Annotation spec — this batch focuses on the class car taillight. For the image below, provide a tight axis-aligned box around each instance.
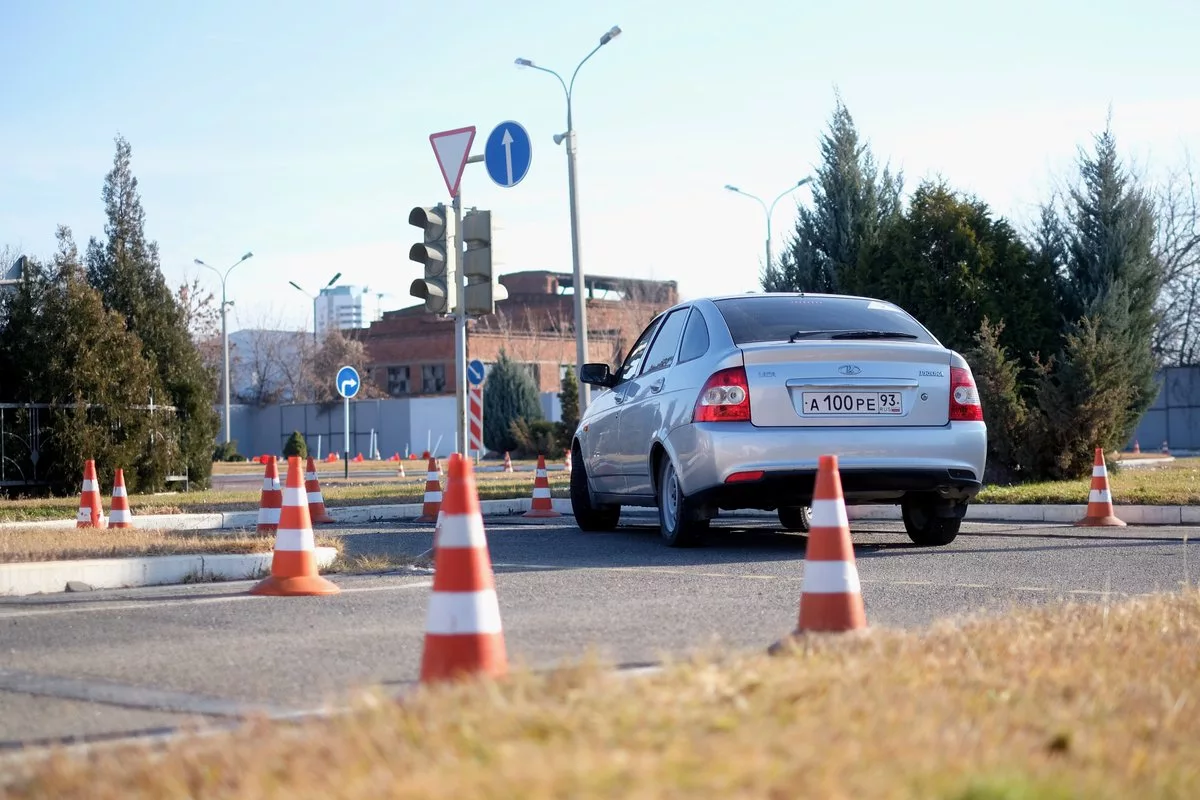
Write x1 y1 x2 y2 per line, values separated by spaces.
949 366 983 421
694 366 750 423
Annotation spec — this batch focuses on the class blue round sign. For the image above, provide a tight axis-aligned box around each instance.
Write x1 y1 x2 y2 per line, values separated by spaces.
336 365 360 399
467 359 486 386
484 121 532 188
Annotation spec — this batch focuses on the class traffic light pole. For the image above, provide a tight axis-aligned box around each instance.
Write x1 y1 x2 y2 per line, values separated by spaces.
452 191 469 459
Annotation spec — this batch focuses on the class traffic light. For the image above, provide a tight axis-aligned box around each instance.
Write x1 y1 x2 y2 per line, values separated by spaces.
461 208 508 316
408 204 456 315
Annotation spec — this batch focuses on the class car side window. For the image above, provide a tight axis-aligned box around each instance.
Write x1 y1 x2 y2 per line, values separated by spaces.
678 308 710 364
640 308 689 376
616 318 661 382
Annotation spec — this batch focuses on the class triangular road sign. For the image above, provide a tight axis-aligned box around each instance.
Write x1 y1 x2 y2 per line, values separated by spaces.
429 126 476 198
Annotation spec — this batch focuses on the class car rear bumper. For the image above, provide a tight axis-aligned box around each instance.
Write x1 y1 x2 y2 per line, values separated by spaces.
665 420 987 508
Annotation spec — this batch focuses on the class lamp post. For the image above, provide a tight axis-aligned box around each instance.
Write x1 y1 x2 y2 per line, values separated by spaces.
515 24 622 413
724 178 813 277
194 252 254 445
288 273 342 345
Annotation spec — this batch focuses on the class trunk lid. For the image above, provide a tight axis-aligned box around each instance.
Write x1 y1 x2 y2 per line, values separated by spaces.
740 341 953 427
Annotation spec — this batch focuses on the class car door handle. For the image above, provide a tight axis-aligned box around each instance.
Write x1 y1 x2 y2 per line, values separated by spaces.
649 378 665 393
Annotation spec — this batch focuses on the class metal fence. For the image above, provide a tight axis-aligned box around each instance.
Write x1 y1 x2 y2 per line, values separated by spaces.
219 392 563 460
0 401 180 488
1130 367 1200 453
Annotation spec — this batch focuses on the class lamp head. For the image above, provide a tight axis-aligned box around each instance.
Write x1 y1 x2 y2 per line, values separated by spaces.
193 258 207 267
514 58 533 68
241 251 254 260
600 25 622 45
553 132 566 145
724 185 738 192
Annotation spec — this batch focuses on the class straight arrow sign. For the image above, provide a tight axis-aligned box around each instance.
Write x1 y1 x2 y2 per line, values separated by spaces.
502 129 514 186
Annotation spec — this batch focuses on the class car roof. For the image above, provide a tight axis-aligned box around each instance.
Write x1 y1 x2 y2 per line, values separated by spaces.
668 292 891 311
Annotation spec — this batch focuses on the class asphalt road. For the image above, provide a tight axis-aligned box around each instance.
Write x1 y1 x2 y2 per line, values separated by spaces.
0 516 1195 751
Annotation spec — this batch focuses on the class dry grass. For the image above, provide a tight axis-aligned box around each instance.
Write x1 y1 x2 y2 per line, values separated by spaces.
3 591 1198 798
0 528 344 564
326 553 428 574
0 471 570 523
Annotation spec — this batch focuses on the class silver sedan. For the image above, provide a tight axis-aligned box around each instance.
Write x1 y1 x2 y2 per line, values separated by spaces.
569 293 987 547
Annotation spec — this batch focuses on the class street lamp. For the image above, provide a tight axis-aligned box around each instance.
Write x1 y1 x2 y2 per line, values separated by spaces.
194 252 254 445
515 24 622 413
288 273 342 345
724 178 814 277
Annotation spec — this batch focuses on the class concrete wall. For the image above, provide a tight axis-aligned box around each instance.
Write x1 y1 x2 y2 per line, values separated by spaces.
215 392 561 459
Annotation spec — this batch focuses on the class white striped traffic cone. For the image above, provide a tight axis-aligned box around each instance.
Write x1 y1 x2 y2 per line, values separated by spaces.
523 454 560 518
76 459 106 529
108 468 133 529
304 456 336 524
771 454 866 651
1075 448 1125 527
502 451 514 473
416 457 442 523
420 454 507 683
256 457 282 534
251 456 340 596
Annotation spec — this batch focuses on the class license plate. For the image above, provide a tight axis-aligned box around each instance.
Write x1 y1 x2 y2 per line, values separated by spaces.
801 391 903 415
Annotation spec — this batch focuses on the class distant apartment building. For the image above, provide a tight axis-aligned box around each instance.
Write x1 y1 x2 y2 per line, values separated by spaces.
0 255 26 294
358 270 679 396
316 285 366 335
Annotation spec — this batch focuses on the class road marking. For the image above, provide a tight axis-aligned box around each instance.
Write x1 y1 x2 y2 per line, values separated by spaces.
0 668 306 719
0 580 433 619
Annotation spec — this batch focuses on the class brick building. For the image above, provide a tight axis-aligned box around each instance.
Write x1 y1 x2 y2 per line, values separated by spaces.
359 270 678 395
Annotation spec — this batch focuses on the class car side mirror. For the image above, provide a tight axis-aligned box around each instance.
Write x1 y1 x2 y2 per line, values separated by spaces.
579 362 617 388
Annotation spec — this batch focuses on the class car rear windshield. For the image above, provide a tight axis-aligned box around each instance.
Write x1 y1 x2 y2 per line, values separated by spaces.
712 296 938 345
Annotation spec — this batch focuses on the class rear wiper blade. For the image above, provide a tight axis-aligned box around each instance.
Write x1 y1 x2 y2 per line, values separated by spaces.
828 330 919 340
788 330 832 342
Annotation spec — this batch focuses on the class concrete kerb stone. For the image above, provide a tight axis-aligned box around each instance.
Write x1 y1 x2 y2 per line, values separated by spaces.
1 500 1197 532
0 547 339 597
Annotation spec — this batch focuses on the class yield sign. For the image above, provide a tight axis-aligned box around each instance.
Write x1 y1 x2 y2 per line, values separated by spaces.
429 126 476 197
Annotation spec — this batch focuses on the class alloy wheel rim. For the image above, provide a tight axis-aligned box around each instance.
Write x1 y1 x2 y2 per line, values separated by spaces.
664 467 680 529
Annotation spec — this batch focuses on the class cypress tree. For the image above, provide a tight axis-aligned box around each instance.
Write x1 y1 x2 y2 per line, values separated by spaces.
84 136 218 489
766 94 902 294
482 351 543 455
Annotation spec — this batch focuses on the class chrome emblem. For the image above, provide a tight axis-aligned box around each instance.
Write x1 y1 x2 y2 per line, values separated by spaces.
838 364 862 376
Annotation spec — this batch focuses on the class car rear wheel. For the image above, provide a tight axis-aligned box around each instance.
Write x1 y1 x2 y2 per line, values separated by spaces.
778 505 811 532
901 500 962 546
570 445 620 532
658 458 707 547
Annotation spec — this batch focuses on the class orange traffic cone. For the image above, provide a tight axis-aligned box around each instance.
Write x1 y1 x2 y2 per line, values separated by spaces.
397 461 406 478
420 455 507 683
416 457 442 522
256 457 282 534
502 451 514 473
523 454 561 518
1132 440 1141 454
771 455 866 650
251 456 340 596
563 449 572 472
304 456 335 524
1075 448 1126 527
108 468 133 529
76 459 106 529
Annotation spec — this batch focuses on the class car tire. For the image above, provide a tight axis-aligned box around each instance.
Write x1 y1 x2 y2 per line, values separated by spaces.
901 501 962 546
570 444 620 532
778 505 812 532
657 457 707 547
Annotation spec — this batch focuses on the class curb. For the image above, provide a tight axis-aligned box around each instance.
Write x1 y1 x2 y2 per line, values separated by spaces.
2 499 1197 532
0 547 339 597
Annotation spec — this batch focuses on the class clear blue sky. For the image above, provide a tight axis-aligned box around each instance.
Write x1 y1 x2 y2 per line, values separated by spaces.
3 0 1198 334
